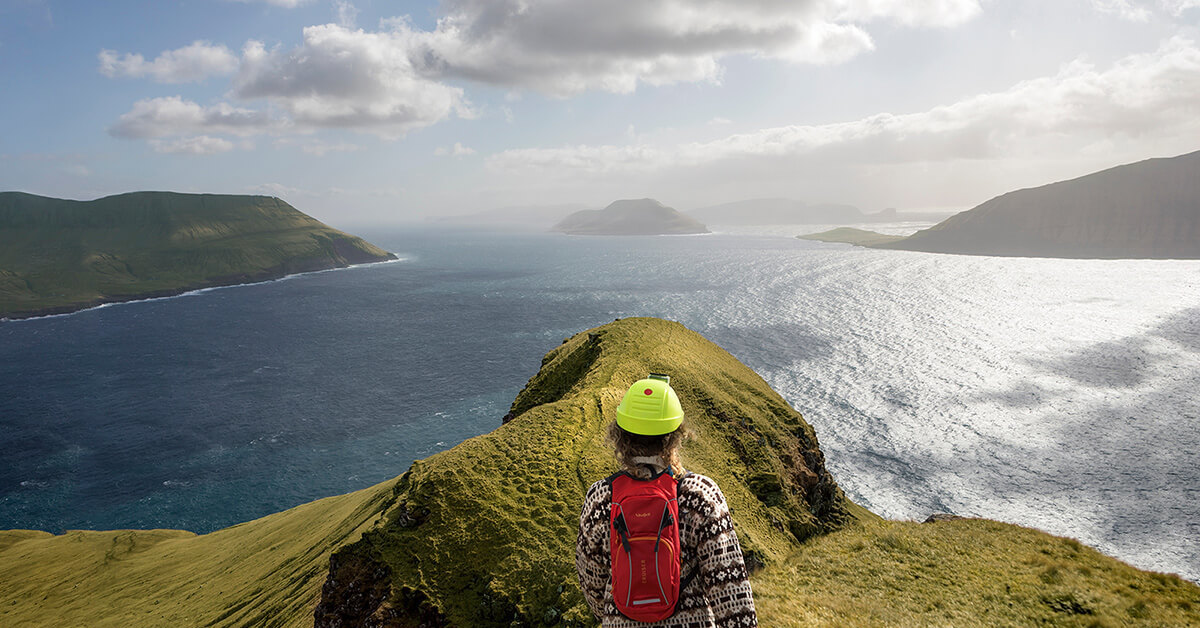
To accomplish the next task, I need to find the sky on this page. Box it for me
[1,0,1198,224]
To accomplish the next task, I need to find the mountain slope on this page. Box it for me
[874,151,1200,258]
[553,199,709,235]
[0,477,397,627]
[0,191,396,318]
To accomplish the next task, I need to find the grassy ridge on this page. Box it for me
[0,477,397,627]
[0,191,395,318]
[314,317,871,626]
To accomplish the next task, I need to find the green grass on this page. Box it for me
[755,518,1200,627]
[0,191,394,318]
[0,477,398,627]
[797,227,907,247]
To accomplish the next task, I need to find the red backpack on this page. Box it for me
[608,468,684,622]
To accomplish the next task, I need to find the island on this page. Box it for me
[2,318,1196,627]
[552,198,709,235]
[800,150,1200,259]
[0,191,396,319]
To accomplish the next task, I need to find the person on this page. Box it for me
[576,374,758,627]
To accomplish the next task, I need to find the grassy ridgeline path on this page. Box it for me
[0,191,395,319]
[2,318,1197,627]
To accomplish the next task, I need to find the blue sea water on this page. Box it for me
[2,225,1198,582]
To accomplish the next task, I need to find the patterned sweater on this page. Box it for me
[576,471,758,627]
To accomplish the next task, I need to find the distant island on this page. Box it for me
[0,191,396,319]
[552,198,709,235]
[688,198,951,225]
[801,150,1200,259]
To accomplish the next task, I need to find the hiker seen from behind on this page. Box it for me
[576,373,758,627]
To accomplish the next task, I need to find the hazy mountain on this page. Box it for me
[5,318,1197,627]
[688,198,864,225]
[435,203,590,228]
[874,150,1200,258]
[552,198,709,235]
[0,191,395,319]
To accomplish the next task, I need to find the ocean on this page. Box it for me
[1,224,1197,582]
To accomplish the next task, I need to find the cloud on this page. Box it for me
[228,0,311,7]
[1162,0,1200,14]
[1091,0,1200,19]
[334,0,358,28]
[108,96,279,139]
[232,25,471,138]
[149,135,237,155]
[98,41,238,83]
[1091,0,1153,20]
[106,0,985,146]
[434,142,476,157]
[397,0,981,95]
[274,138,364,155]
[488,37,1200,174]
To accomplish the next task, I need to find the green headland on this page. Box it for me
[0,191,396,319]
[797,227,906,248]
[2,318,1197,627]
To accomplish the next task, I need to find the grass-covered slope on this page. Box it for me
[0,477,398,627]
[755,518,1200,627]
[315,317,863,627]
[0,191,396,319]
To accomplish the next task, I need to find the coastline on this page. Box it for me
[0,255,402,323]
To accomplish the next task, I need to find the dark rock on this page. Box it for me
[924,513,966,523]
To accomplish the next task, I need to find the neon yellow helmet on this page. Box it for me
[616,373,684,435]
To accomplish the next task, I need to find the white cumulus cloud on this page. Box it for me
[232,25,472,138]
[98,41,239,83]
[434,142,476,157]
[400,0,981,95]
[488,37,1200,173]
[149,135,237,155]
[108,96,280,139]
[1090,0,1200,19]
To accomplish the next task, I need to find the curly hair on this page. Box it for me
[607,420,691,478]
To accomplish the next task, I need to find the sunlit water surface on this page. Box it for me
[2,225,1197,581]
